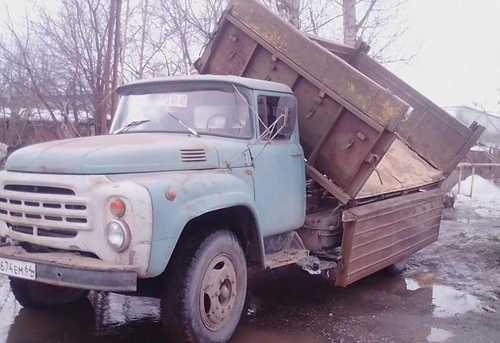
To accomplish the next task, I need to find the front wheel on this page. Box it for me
[9,278,89,308]
[163,230,247,343]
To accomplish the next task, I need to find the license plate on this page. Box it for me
[0,257,36,280]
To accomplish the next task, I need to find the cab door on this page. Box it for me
[249,92,306,236]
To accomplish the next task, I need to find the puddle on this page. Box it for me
[91,292,160,329]
[405,278,421,291]
[0,279,20,342]
[431,284,482,318]
[232,327,322,343]
[405,276,482,318]
[405,272,435,290]
[427,327,454,342]
[0,286,322,343]
[1,291,165,343]
[0,270,495,343]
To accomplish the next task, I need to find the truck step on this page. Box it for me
[264,248,309,270]
[264,248,338,277]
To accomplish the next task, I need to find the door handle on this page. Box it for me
[290,152,303,158]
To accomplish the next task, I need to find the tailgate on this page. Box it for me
[355,139,444,199]
[336,188,443,287]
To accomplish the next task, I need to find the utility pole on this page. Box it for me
[343,0,357,47]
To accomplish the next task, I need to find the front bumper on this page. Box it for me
[0,245,137,292]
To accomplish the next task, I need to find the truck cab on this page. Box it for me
[0,75,306,342]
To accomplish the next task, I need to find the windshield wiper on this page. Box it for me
[167,112,200,137]
[115,119,151,134]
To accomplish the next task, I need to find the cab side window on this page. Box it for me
[257,95,297,141]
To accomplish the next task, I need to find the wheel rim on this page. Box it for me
[199,254,238,332]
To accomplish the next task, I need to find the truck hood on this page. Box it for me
[6,133,252,174]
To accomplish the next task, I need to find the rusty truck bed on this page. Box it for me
[197,0,484,286]
[197,0,484,203]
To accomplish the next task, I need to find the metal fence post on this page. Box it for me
[469,166,476,198]
[457,165,463,195]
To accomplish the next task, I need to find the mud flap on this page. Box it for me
[336,189,443,287]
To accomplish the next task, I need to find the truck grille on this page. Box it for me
[0,184,88,238]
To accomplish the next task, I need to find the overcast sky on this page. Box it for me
[1,0,499,113]
[391,0,500,113]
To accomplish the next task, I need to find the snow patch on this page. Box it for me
[453,175,500,214]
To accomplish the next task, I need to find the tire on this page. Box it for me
[162,230,247,343]
[9,278,89,308]
[386,257,408,276]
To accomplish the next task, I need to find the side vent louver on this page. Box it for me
[180,148,207,163]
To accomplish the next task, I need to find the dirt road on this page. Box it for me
[0,203,499,343]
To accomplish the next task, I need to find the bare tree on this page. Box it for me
[121,0,178,79]
[262,0,409,63]
[111,0,123,115]
[100,0,118,133]
[342,0,357,46]
[183,0,227,40]
[340,0,410,63]
[274,0,301,28]
[138,0,149,78]
[0,47,37,147]
[0,0,412,148]
[260,0,340,38]
[0,0,125,135]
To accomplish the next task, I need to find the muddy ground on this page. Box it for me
[0,203,499,343]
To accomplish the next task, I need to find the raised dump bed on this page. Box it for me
[196,0,484,203]
[309,37,485,200]
[310,37,484,176]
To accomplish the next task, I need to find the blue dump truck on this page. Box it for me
[0,0,484,342]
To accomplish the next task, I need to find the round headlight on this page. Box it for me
[106,220,130,252]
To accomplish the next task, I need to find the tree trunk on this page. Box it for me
[343,0,357,47]
[138,0,149,78]
[276,0,300,29]
[121,0,130,84]
[99,0,117,135]
[111,0,122,117]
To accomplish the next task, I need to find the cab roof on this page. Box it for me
[117,74,293,94]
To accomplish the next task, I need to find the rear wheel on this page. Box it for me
[9,278,89,308]
[386,257,409,276]
[162,230,247,343]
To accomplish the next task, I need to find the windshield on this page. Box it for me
[111,83,253,139]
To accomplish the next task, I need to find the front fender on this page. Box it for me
[121,169,260,277]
